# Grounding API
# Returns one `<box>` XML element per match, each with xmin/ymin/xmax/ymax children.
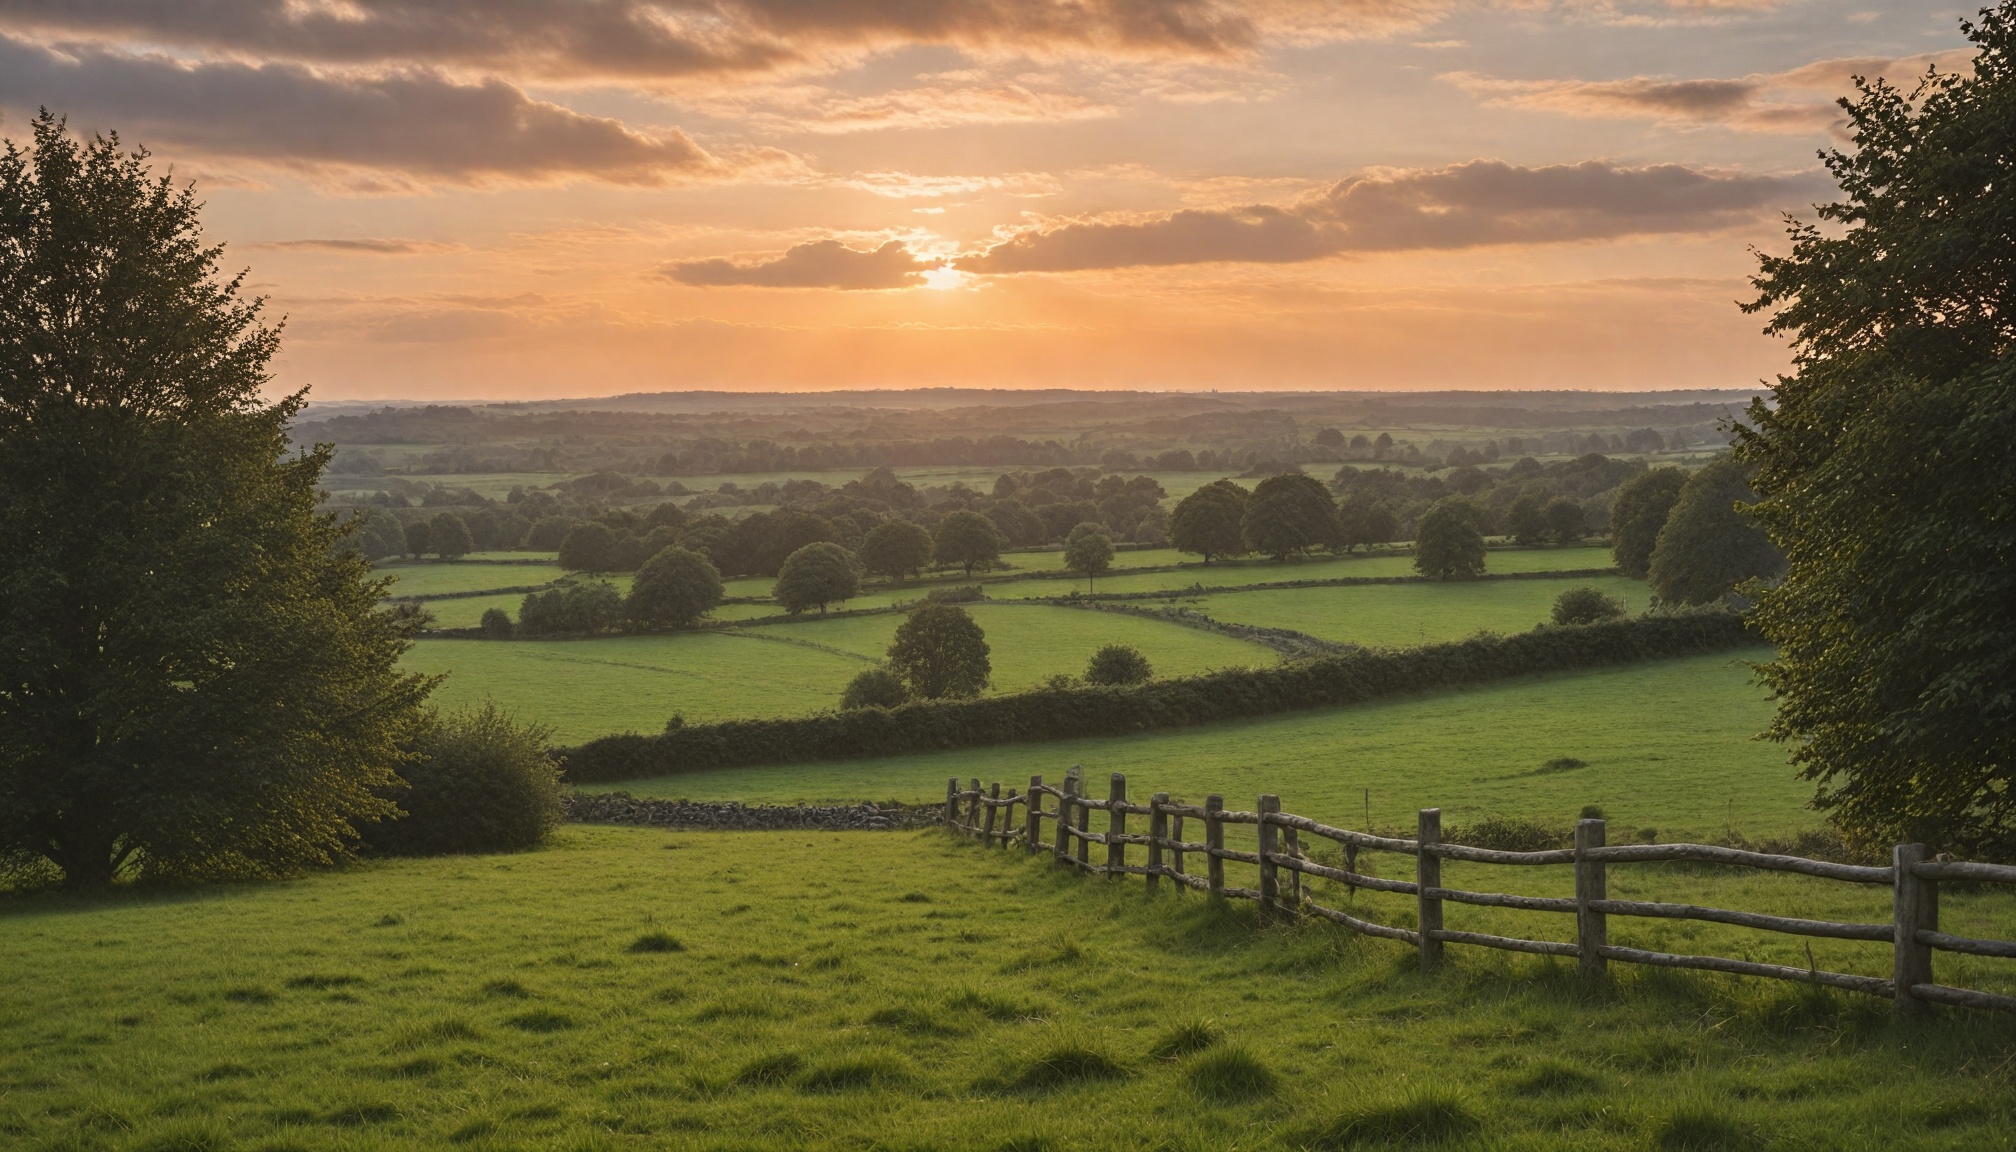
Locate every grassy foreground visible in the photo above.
<box><xmin>4</xmin><ymin>826</ymin><xmax>2010</xmax><ymax>1152</ymax></box>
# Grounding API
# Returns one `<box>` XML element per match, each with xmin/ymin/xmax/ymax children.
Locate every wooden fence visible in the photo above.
<box><xmin>944</xmin><ymin>768</ymin><xmax>2016</xmax><ymax>1017</ymax></box>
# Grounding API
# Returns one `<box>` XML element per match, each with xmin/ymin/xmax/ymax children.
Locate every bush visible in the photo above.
<box><xmin>478</xmin><ymin>607</ymin><xmax>515</xmax><ymax>639</ymax></box>
<box><xmin>925</xmin><ymin>584</ymin><xmax>985</xmax><ymax>604</ymax></box>
<box><xmin>626</xmin><ymin>546</ymin><xmax>723</xmax><ymax>629</ymax></box>
<box><xmin>364</xmin><ymin>705</ymin><xmax>564</xmax><ymax>856</ymax></box>
<box><xmin>1552</xmin><ymin>586</ymin><xmax>1625</xmax><ymax>625</ymax></box>
<box><xmin>841</xmin><ymin>667</ymin><xmax>910</xmax><ymax>710</ymax></box>
<box><xmin>1084</xmin><ymin>644</ymin><xmax>1151</xmax><ymax>686</ymax></box>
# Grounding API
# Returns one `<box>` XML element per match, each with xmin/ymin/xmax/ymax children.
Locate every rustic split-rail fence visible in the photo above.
<box><xmin>945</xmin><ymin>768</ymin><xmax>2016</xmax><ymax>1018</ymax></box>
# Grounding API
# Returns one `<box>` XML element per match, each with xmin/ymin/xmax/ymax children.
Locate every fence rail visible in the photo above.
<box><xmin>943</xmin><ymin>770</ymin><xmax>2016</xmax><ymax>1018</ymax></box>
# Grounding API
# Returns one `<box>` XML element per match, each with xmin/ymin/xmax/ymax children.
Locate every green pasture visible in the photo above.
<box><xmin>378</xmin><ymin>562</ymin><xmax>566</xmax><ymax>598</ymax></box>
<box><xmin>1190</xmin><ymin>574</ymin><xmax>1648</xmax><ymax>648</ymax></box>
<box><xmin>417</xmin><ymin>592</ymin><xmax>525</xmax><ymax>630</ymax></box>
<box><xmin>5</xmin><ymin>825</ymin><xmax>2010</xmax><ymax>1152</ymax></box>
<box><xmin>984</xmin><ymin>545</ymin><xmax>1616</xmax><ymax>599</ymax></box>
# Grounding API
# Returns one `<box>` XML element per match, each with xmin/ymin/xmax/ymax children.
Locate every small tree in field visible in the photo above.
<box><xmin>430</xmin><ymin>512</ymin><xmax>473</xmax><ymax>558</ymax></box>
<box><xmin>860</xmin><ymin>519</ymin><xmax>933</xmax><ymax>581</ymax></box>
<box><xmin>1505</xmin><ymin>494</ymin><xmax>1548</xmax><ymax>545</ymax></box>
<box><xmin>840</xmin><ymin>667</ymin><xmax>909</xmax><ymax>710</ymax></box>
<box><xmin>774</xmin><ymin>542</ymin><xmax>861</xmax><ymax>614</ymax></box>
<box><xmin>1551</xmin><ymin>587</ymin><xmax>1626</xmax><ymax>625</ymax></box>
<box><xmin>886</xmin><ymin>604</ymin><xmax>990</xmax><ymax>699</ymax></box>
<box><xmin>1063</xmin><ymin>521</ymin><xmax>1115</xmax><ymax>591</ymax></box>
<box><xmin>1084</xmin><ymin>644</ymin><xmax>1152</xmax><ymax>686</ymax></box>
<box><xmin>933</xmin><ymin>510</ymin><xmax>1003</xmax><ymax>578</ymax></box>
<box><xmin>478</xmin><ymin>608</ymin><xmax>515</xmax><ymax>639</ymax></box>
<box><xmin>626</xmin><ymin>546</ymin><xmax>723</xmax><ymax>629</ymax></box>
<box><xmin>0</xmin><ymin>114</ymin><xmax>431</xmax><ymax>887</ymax></box>
<box><xmin>1413</xmin><ymin>499</ymin><xmax>1486</xmax><ymax>580</ymax></box>
<box><xmin>1169</xmin><ymin>480</ymin><xmax>1249</xmax><ymax>562</ymax></box>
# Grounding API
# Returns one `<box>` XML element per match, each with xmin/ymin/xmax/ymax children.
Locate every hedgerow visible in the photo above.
<box><xmin>559</xmin><ymin>608</ymin><xmax>1752</xmax><ymax>782</ymax></box>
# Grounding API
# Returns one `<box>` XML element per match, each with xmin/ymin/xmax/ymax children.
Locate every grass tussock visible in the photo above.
<box><xmin>1147</xmin><ymin>1020</ymin><xmax>1220</xmax><ymax>1059</ymax></box>
<box><xmin>1300</xmin><ymin>1090</ymin><xmax>1479</xmax><ymax>1148</ymax></box>
<box><xmin>994</xmin><ymin>1042</ymin><xmax>1129</xmax><ymax>1093</ymax></box>
<box><xmin>1181</xmin><ymin>1045</ymin><xmax>1277</xmax><ymax>1102</ymax></box>
<box><xmin>626</xmin><ymin>930</ymin><xmax>684</xmax><ymax>953</ymax></box>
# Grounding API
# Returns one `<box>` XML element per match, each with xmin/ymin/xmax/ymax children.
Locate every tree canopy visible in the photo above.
<box><xmin>0</xmin><ymin>114</ymin><xmax>432</xmax><ymax>887</ymax></box>
<box><xmin>1737</xmin><ymin>7</ymin><xmax>2016</xmax><ymax>857</ymax></box>
<box><xmin>559</xmin><ymin>521</ymin><xmax>621</xmax><ymax>573</ymax></box>
<box><xmin>1646</xmin><ymin>459</ymin><xmax>1781</xmax><ymax>607</ymax></box>
<box><xmin>774</xmin><ymin>541</ymin><xmax>861</xmax><ymax>614</ymax></box>
<box><xmin>859</xmin><ymin>519</ymin><xmax>933</xmax><ymax>581</ymax></box>
<box><xmin>625</xmin><ymin>545</ymin><xmax>723</xmax><ymax>629</ymax></box>
<box><xmin>932</xmin><ymin>510</ymin><xmax>1003</xmax><ymax>578</ymax></box>
<box><xmin>1241</xmin><ymin>473</ymin><xmax>1340</xmax><ymax>560</ymax></box>
<box><xmin>1413</xmin><ymin>499</ymin><xmax>1486</xmax><ymax>580</ymax></box>
<box><xmin>1169</xmin><ymin>480</ymin><xmax>1248</xmax><ymax>562</ymax></box>
<box><xmin>1610</xmin><ymin>468</ymin><xmax>1688</xmax><ymax>578</ymax></box>
<box><xmin>1063</xmin><ymin>521</ymin><xmax>1115</xmax><ymax>590</ymax></box>
<box><xmin>886</xmin><ymin>604</ymin><xmax>990</xmax><ymax>699</ymax></box>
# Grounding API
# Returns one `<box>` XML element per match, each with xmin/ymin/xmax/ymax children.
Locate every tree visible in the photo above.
<box><xmin>1241</xmin><ymin>473</ymin><xmax>1341</xmax><ymax>560</ymax></box>
<box><xmin>478</xmin><ymin>607</ymin><xmax>515</xmax><ymax>639</ymax></box>
<box><xmin>840</xmin><ymin>667</ymin><xmax>909</xmax><ymax>710</ymax></box>
<box><xmin>1736</xmin><ymin>10</ymin><xmax>2016</xmax><ymax>855</ymax></box>
<box><xmin>860</xmin><ymin>519</ymin><xmax>933</xmax><ymax>581</ymax></box>
<box><xmin>518</xmin><ymin>582</ymin><xmax>623</xmax><ymax>636</ymax></box>
<box><xmin>1551</xmin><ymin>587</ymin><xmax>1626</xmax><ymax>625</ymax></box>
<box><xmin>933</xmin><ymin>510</ymin><xmax>1002</xmax><ymax>577</ymax></box>
<box><xmin>526</xmin><ymin>515</ymin><xmax>576</xmax><ymax>551</ymax></box>
<box><xmin>404</xmin><ymin>518</ymin><xmax>433</xmax><ymax>559</ymax></box>
<box><xmin>1336</xmin><ymin>492</ymin><xmax>1397</xmax><ymax>552</ymax></box>
<box><xmin>1314</xmin><ymin>427</ymin><xmax>1345</xmax><ymax>448</ymax></box>
<box><xmin>1169</xmin><ymin>480</ymin><xmax>1248</xmax><ymax>562</ymax></box>
<box><xmin>1505</xmin><ymin>494</ymin><xmax>1548</xmax><ymax>545</ymax></box>
<box><xmin>626</xmin><ymin>546</ymin><xmax>723</xmax><ymax>629</ymax></box>
<box><xmin>558</xmin><ymin>521</ymin><xmax>620</xmax><ymax>573</ymax></box>
<box><xmin>1610</xmin><ymin>468</ymin><xmax>1689</xmax><ymax>578</ymax></box>
<box><xmin>1544</xmin><ymin>498</ymin><xmax>1586</xmax><ymax>545</ymax></box>
<box><xmin>1084</xmin><ymin>644</ymin><xmax>1152</xmax><ymax>686</ymax></box>
<box><xmin>1646</xmin><ymin>459</ymin><xmax>1782</xmax><ymax>607</ymax></box>
<box><xmin>1413</xmin><ymin>499</ymin><xmax>1486</xmax><ymax>580</ymax></box>
<box><xmin>886</xmin><ymin>604</ymin><xmax>990</xmax><ymax>699</ymax></box>
<box><xmin>429</xmin><ymin>512</ymin><xmax>473</xmax><ymax>559</ymax></box>
<box><xmin>356</xmin><ymin>511</ymin><xmax>408</xmax><ymax>561</ymax></box>
<box><xmin>1063</xmin><ymin>521</ymin><xmax>1115</xmax><ymax>591</ymax></box>
<box><xmin>0</xmin><ymin>114</ymin><xmax>431</xmax><ymax>887</ymax></box>
<box><xmin>774</xmin><ymin>542</ymin><xmax>861</xmax><ymax>614</ymax></box>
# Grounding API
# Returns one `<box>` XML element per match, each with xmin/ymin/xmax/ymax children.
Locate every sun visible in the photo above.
<box><xmin>918</xmin><ymin>264</ymin><xmax>971</xmax><ymax>291</ymax></box>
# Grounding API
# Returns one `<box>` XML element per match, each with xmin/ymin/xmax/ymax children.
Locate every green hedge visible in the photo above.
<box><xmin>559</xmin><ymin>609</ymin><xmax>1754</xmax><ymax>783</ymax></box>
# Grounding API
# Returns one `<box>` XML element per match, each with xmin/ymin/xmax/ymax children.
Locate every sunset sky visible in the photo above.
<box><xmin>0</xmin><ymin>1</ymin><xmax>1970</xmax><ymax>399</ymax></box>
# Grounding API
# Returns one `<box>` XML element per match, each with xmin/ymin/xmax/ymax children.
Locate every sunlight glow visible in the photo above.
<box><xmin>919</xmin><ymin>264</ymin><xmax>971</xmax><ymax>291</ymax></box>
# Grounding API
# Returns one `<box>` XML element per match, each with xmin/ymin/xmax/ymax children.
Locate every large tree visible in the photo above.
<box><xmin>1413</xmin><ymin>499</ymin><xmax>1486</xmax><ymax>580</ymax></box>
<box><xmin>1738</xmin><ymin>9</ymin><xmax>2016</xmax><ymax>857</ymax></box>
<box><xmin>625</xmin><ymin>545</ymin><xmax>723</xmax><ymax>629</ymax></box>
<box><xmin>932</xmin><ymin>510</ymin><xmax>1003</xmax><ymax>578</ymax></box>
<box><xmin>0</xmin><ymin>114</ymin><xmax>431</xmax><ymax>887</ymax></box>
<box><xmin>1169</xmin><ymin>479</ymin><xmax>1248</xmax><ymax>562</ymax></box>
<box><xmin>1646</xmin><ymin>459</ymin><xmax>1781</xmax><ymax>607</ymax></box>
<box><xmin>859</xmin><ymin>519</ymin><xmax>933</xmax><ymax>581</ymax></box>
<box><xmin>1610</xmin><ymin>467</ymin><xmax>1688</xmax><ymax>578</ymax></box>
<box><xmin>886</xmin><ymin>604</ymin><xmax>991</xmax><ymax>699</ymax></box>
<box><xmin>1240</xmin><ymin>473</ymin><xmax>1341</xmax><ymax>560</ymax></box>
<box><xmin>774</xmin><ymin>541</ymin><xmax>861</xmax><ymax>614</ymax></box>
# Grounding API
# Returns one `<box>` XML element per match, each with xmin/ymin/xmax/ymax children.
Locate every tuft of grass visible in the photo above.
<box><xmin>1508</xmin><ymin>1058</ymin><xmax>1602</xmax><ymax>1095</ymax></box>
<box><xmin>193</xmin><ymin>1063</ymin><xmax>253</xmax><ymax>1082</ymax></box>
<box><xmin>1300</xmin><ymin>1090</ymin><xmax>1479</xmax><ymax>1148</ymax></box>
<box><xmin>387</xmin><ymin>1018</ymin><xmax>481</xmax><ymax>1050</ymax></box>
<box><xmin>732</xmin><ymin>1052</ymin><xmax>804</xmax><ymax>1086</ymax></box>
<box><xmin>1655</xmin><ymin>1107</ymin><xmax>1762</xmax><ymax>1151</ymax></box>
<box><xmin>1147</xmin><ymin>1020</ymin><xmax>1220</xmax><ymax>1059</ymax></box>
<box><xmin>866</xmin><ymin>1004</ymin><xmax>967</xmax><ymax>1036</ymax></box>
<box><xmin>1539</xmin><ymin>756</ymin><xmax>1587</xmax><ymax>772</ymax></box>
<box><xmin>1181</xmin><ymin>1045</ymin><xmax>1277</xmax><ymax>1103</ymax></box>
<box><xmin>221</xmin><ymin>986</ymin><xmax>274</xmax><ymax>1005</ymax></box>
<box><xmin>626</xmin><ymin>931</ymin><xmax>684</xmax><ymax>954</ymax></box>
<box><xmin>795</xmin><ymin>1054</ymin><xmax>913</xmax><ymax>1092</ymax></box>
<box><xmin>1001</xmin><ymin>1044</ymin><xmax>1128</xmax><ymax>1092</ymax></box>
<box><xmin>284</xmin><ymin>973</ymin><xmax>363</xmax><ymax>990</ymax></box>
<box><xmin>480</xmin><ymin>978</ymin><xmax>532</xmax><ymax>999</ymax></box>
<box><xmin>898</xmin><ymin>891</ymin><xmax>932</xmax><ymax>903</ymax></box>
<box><xmin>504</xmin><ymin>1010</ymin><xmax>573</xmax><ymax>1033</ymax></box>
<box><xmin>324</xmin><ymin>1102</ymin><xmax>401</xmax><ymax>1126</ymax></box>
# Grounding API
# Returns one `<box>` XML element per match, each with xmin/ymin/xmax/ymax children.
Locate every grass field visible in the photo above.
<box><xmin>986</xmin><ymin>545</ymin><xmax>1617</xmax><ymax>600</ymax></box>
<box><xmin>1191</xmin><ymin>574</ymin><xmax>1648</xmax><ymax>648</ymax></box>
<box><xmin>582</xmin><ymin>650</ymin><xmax>1815</xmax><ymax>842</ymax></box>
<box><xmin>379</xmin><ymin>562</ymin><xmax>567</xmax><ymax>598</ymax></box>
<box><xmin>5</xmin><ymin>825</ymin><xmax>2010</xmax><ymax>1152</ymax></box>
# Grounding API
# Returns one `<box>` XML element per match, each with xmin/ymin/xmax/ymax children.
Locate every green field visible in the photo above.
<box><xmin>583</xmin><ymin>651</ymin><xmax>1812</xmax><ymax>841</ymax></box>
<box><xmin>379</xmin><ymin>562</ymin><xmax>566</xmax><ymax>598</ymax></box>
<box><xmin>986</xmin><ymin>545</ymin><xmax>1617</xmax><ymax>600</ymax></box>
<box><xmin>5</xmin><ymin>825</ymin><xmax>2010</xmax><ymax>1152</ymax></box>
<box><xmin>418</xmin><ymin>592</ymin><xmax>528</xmax><ymax>629</ymax></box>
<box><xmin>1191</xmin><ymin>574</ymin><xmax>1649</xmax><ymax>648</ymax></box>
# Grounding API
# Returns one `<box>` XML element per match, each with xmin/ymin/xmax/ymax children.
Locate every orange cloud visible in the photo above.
<box><xmin>666</xmin><ymin>239</ymin><xmax>934</xmax><ymax>288</ymax></box>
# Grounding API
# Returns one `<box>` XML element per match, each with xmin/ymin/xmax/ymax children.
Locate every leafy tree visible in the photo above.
<box><xmin>774</xmin><ymin>541</ymin><xmax>861</xmax><ymax>614</ymax></box>
<box><xmin>478</xmin><ymin>607</ymin><xmax>515</xmax><ymax>639</ymax></box>
<box><xmin>1336</xmin><ymin>492</ymin><xmax>1397</xmax><ymax>552</ymax></box>
<box><xmin>0</xmin><ymin>113</ymin><xmax>431</xmax><ymax>887</ymax></box>
<box><xmin>526</xmin><ymin>515</ymin><xmax>576</xmax><ymax>551</ymax></box>
<box><xmin>429</xmin><ymin>511</ymin><xmax>473</xmax><ymax>558</ymax></box>
<box><xmin>1169</xmin><ymin>480</ymin><xmax>1248</xmax><ymax>562</ymax></box>
<box><xmin>1544</xmin><ymin>498</ymin><xmax>1586</xmax><ymax>545</ymax></box>
<box><xmin>1241</xmin><ymin>473</ymin><xmax>1341</xmax><ymax>560</ymax></box>
<box><xmin>1551</xmin><ymin>587</ymin><xmax>1625</xmax><ymax>625</ymax></box>
<box><xmin>558</xmin><ymin>521</ymin><xmax>620</xmax><ymax>573</ymax></box>
<box><xmin>1063</xmin><ymin>521</ymin><xmax>1115</xmax><ymax>590</ymax></box>
<box><xmin>403</xmin><ymin>518</ymin><xmax>433</xmax><ymax>559</ymax></box>
<box><xmin>1084</xmin><ymin>644</ymin><xmax>1152</xmax><ymax>685</ymax></box>
<box><xmin>361</xmin><ymin>705</ymin><xmax>562</xmax><ymax>856</ymax></box>
<box><xmin>356</xmin><ymin>511</ymin><xmax>408</xmax><ymax>561</ymax></box>
<box><xmin>1413</xmin><ymin>499</ymin><xmax>1486</xmax><ymax>580</ymax></box>
<box><xmin>886</xmin><ymin>604</ymin><xmax>990</xmax><ymax>699</ymax></box>
<box><xmin>933</xmin><ymin>510</ymin><xmax>1003</xmax><ymax>577</ymax></box>
<box><xmin>860</xmin><ymin>519</ymin><xmax>933</xmax><ymax>581</ymax></box>
<box><xmin>645</xmin><ymin>501</ymin><xmax>688</xmax><ymax>531</ymax></box>
<box><xmin>840</xmin><ymin>667</ymin><xmax>909</xmax><ymax>710</ymax></box>
<box><xmin>1505</xmin><ymin>494</ymin><xmax>1548</xmax><ymax>545</ymax></box>
<box><xmin>984</xmin><ymin>501</ymin><xmax>1048</xmax><ymax>548</ymax></box>
<box><xmin>1646</xmin><ymin>460</ymin><xmax>1782</xmax><ymax>607</ymax></box>
<box><xmin>1610</xmin><ymin>467</ymin><xmax>1689</xmax><ymax>578</ymax></box>
<box><xmin>1737</xmin><ymin>10</ymin><xmax>2016</xmax><ymax>855</ymax></box>
<box><xmin>518</xmin><ymin>582</ymin><xmax>623</xmax><ymax>636</ymax></box>
<box><xmin>626</xmin><ymin>546</ymin><xmax>723</xmax><ymax>629</ymax></box>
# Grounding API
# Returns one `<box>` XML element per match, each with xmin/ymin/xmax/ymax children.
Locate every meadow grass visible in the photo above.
<box><xmin>1188</xmin><ymin>574</ymin><xmax>1648</xmax><ymax>647</ymax></box>
<box><xmin>985</xmin><ymin>545</ymin><xmax>1618</xmax><ymax>600</ymax></box>
<box><xmin>378</xmin><ymin>562</ymin><xmax>568</xmax><ymax>598</ymax></box>
<box><xmin>4</xmin><ymin>825</ymin><xmax>2010</xmax><ymax>1151</ymax></box>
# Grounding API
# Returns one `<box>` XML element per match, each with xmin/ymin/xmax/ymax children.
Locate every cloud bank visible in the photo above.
<box><xmin>667</xmin><ymin>239</ymin><xmax>932</xmax><ymax>288</ymax></box>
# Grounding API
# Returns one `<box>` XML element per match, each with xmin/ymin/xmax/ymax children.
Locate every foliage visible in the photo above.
<box><xmin>1506</xmin><ymin>494</ymin><xmax>1548</xmax><ymax>546</ymax></box>
<box><xmin>1084</xmin><ymin>644</ymin><xmax>1153</xmax><ymax>686</ymax></box>
<box><xmin>526</xmin><ymin>514</ymin><xmax>577</xmax><ymax>551</ymax></box>
<box><xmin>885</xmin><ymin>604</ymin><xmax>992</xmax><ymax>700</ymax></box>
<box><xmin>932</xmin><ymin>510</ymin><xmax>1004</xmax><ymax>577</ymax></box>
<box><xmin>1551</xmin><ymin>587</ymin><xmax>1626</xmax><ymax>626</ymax></box>
<box><xmin>404</xmin><ymin>517</ymin><xmax>433</xmax><ymax>559</ymax></box>
<box><xmin>1611</xmin><ymin>468</ymin><xmax>1689</xmax><ymax>578</ymax></box>
<box><xmin>860</xmin><ymin>519</ymin><xmax>933</xmax><ymax>581</ymax></box>
<box><xmin>1063</xmin><ymin>521</ymin><xmax>1115</xmax><ymax>589</ymax></box>
<box><xmin>1543</xmin><ymin>497</ymin><xmax>1585</xmax><ymax>544</ymax></box>
<box><xmin>925</xmin><ymin>584</ymin><xmax>986</xmax><ymax>604</ymax></box>
<box><xmin>625</xmin><ymin>545</ymin><xmax>723</xmax><ymax>629</ymax></box>
<box><xmin>1647</xmin><ymin>460</ymin><xmax>1782</xmax><ymax>607</ymax></box>
<box><xmin>562</xmin><ymin>610</ymin><xmax>1751</xmax><ymax>780</ymax></box>
<box><xmin>430</xmin><ymin>512</ymin><xmax>474</xmax><ymax>558</ymax></box>
<box><xmin>841</xmin><ymin>667</ymin><xmax>911</xmax><ymax>710</ymax></box>
<box><xmin>774</xmin><ymin>541</ymin><xmax>862</xmax><ymax>614</ymax></box>
<box><xmin>1241</xmin><ymin>473</ymin><xmax>1341</xmax><ymax>560</ymax></box>
<box><xmin>478</xmin><ymin>607</ymin><xmax>516</xmax><ymax>639</ymax></box>
<box><xmin>1335</xmin><ymin>491</ymin><xmax>1398</xmax><ymax>551</ymax></box>
<box><xmin>361</xmin><ymin>704</ymin><xmax>563</xmax><ymax>856</ymax></box>
<box><xmin>518</xmin><ymin>581</ymin><xmax>624</xmax><ymax>636</ymax></box>
<box><xmin>1413</xmin><ymin>499</ymin><xmax>1486</xmax><ymax>580</ymax></box>
<box><xmin>559</xmin><ymin>521</ymin><xmax>621</xmax><ymax>573</ymax></box>
<box><xmin>0</xmin><ymin>113</ymin><xmax>431</xmax><ymax>887</ymax></box>
<box><xmin>1738</xmin><ymin>10</ymin><xmax>2016</xmax><ymax>857</ymax></box>
<box><xmin>356</xmin><ymin>510</ymin><xmax>408</xmax><ymax>560</ymax></box>
<box><xmin>1168</xmin><ymin>480</ymin><xmax>1249</xmax><ymax>562</ymax></box>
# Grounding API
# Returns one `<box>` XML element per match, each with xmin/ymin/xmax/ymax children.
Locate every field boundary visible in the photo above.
<box><xmin>949</xmin><ymin>768</ymin><xmax>2016</xmax><ymax>1018</ymax></box>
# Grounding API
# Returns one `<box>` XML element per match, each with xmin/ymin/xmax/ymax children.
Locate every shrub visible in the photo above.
<box><xmin>364</xmin><ymin>705</ymin><xmax>564</xmax><ymax>856</ymax></box>
<box><xmin>774</xmin><ymin>541</ymin><xmax>861</xmax><ymax>614</ymax></box>
<box><xmin>841</xmin><ymin>667</ymin><xmax>910</xmax><ymax>710</ymax></box>
<box><xmin>925</xmin><ymin>584</ymin><xmax>985</xmax><ymax>604</ymax></box>
<box><xmin>626</xmin><ymin>546</ymin><xmax>722</xmax><ymax>629</ymax></box>
<box><xmin>1083</xmin><ymin>644</ymin><xmax>1151</xmax><ymax>686</ymax></box>
<box><xmin>477</xmin><ymin>607</ymin><xmax>515</xmax><ymax>639</ymax></box>
<box><xmin>518</xmin><ymin>581</ymin><xmax>623</xmax><ymax>636</ymax></box>
<box><xmin>1552</xmin><ymin>586</ymin><xmax>1626</xmax><ymax>625</ymax></box>
<box><xmin>887</xmin><ymin>603</ymin><xmax>990</xmax><ymax>700</ymax></box>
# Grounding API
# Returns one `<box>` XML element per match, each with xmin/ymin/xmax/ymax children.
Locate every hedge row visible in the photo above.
<box><xmin>558</xmin><ymin>608</ymin><xmax>1755</xmax><ymax>783</ymax></box>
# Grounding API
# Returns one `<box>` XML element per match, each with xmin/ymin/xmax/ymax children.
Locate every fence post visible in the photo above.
<box><xmin>1284</xmin><ymin>827</ymin><xmax>1303</xmax><ymax>912</ymax></box>
<box><xmin>1147</xmin><ymin>792</ymin><xmax>1169</xmax><ymax>891</ymax></box>
<box><xmin>1074</xmin><ymin>783</ymin><xmax>1092</xmax><ymax>870</ymax></box>
<box><xmin>1205</xmin><ymin>795</ymin><xmax>1226</xmax><ymax>897</ymax></box>
<box><xmin>1171</xmin><ymin>812</ymin><xmax>1186</xmax><ymax>881</ymax></box>
<box><xmin>944</xmin><ymin>778</ymin><xmax>958</xmax><ymax>827</ymax></box>
<box><xmin>1257</xmin><ymin>795</ymin><xmax>1281</xmax><ymax>915</ymax></box>
<box><xmin>1893</xmin><ymin>843</ymin><xmax>1936</xmax><ymax>1017</ymax></box>
<box><xmin>1105</xmin><ymin>774</ymin><xmax>1128</xmax><ymax>878</ymax></box>
<box><xmin>1053</xmin><ymin>773</ymin><xmax>1077</xmax><ymax>864</ymax></box>
<box><xmin>983</xmin><ymin>782</ymin><xmax>1001</xmax><ymax>844</ymax></box>
<box><xmin>1575</xmin><ymin>818</ymin><xmax>1607</xmax><ymax>979</ymax></box>
<box><xmin>1417</xmin><ymin>809</ymin><xmax>1442</xmax><ymax>969</ymax></box>
<box><xmin>1025</xmin><ymin>775</ymin><xmax>1044</xmax><ymax>854</ymax></box>
<box><xmin>1001</xmin><ymin>788</ymin><xmax>1018</xmax><ymax>849</ymax></box>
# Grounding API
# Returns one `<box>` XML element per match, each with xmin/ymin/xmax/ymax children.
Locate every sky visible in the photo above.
<box><xmin>0</xmin><ymin>1</ymin><xmax>1973</xmax><ymax>399</ymax></box>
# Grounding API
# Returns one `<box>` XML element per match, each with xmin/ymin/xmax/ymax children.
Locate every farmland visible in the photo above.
<box><xmin>1184</xmin><ymin>573</ymin><xmax>1647</xmax><ymax>648</ymax></box>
